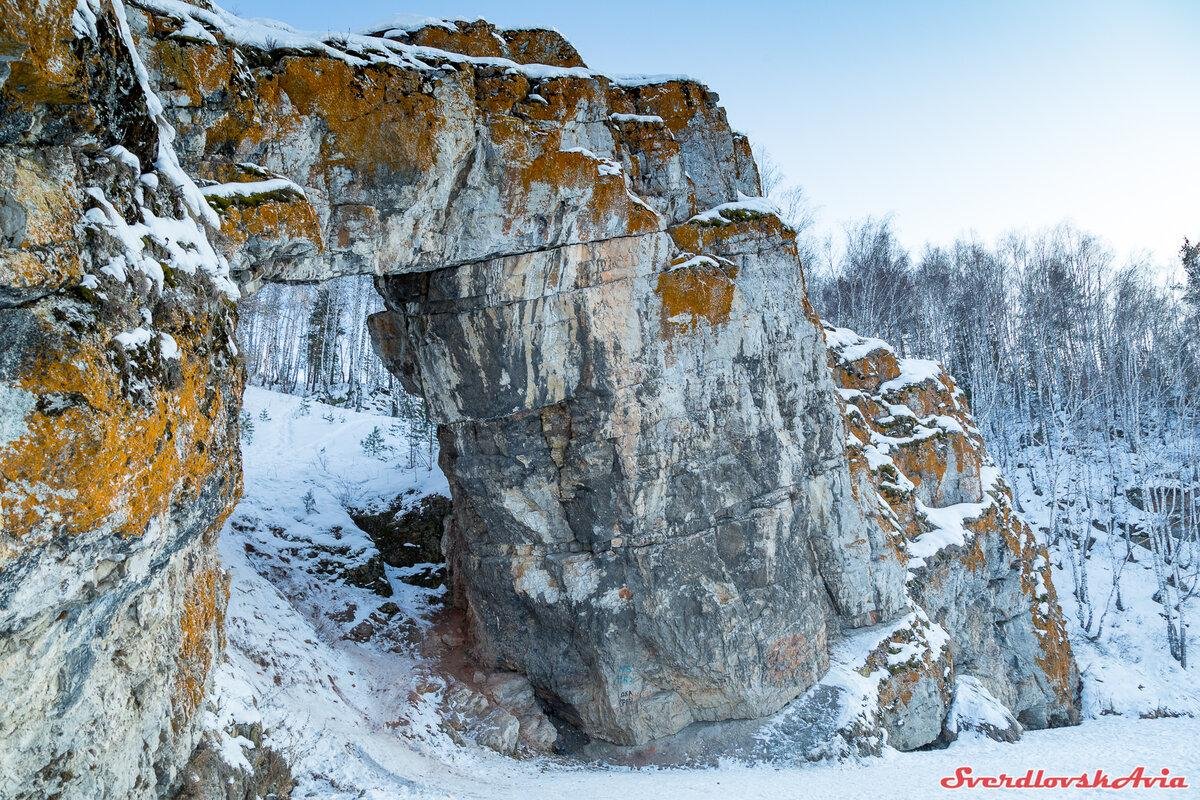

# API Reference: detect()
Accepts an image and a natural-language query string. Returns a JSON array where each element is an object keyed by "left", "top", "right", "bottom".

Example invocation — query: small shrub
[
  {"left": 239, "top": 412, "right": 255, "bottom": 443},
  {"left": 361, "top": 426, "right": 389, "bottom": 460}
]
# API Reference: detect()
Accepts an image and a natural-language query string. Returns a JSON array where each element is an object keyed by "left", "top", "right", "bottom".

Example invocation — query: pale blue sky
[{"left": 230, "top": 0, "right": 1198, "bottom": 264}]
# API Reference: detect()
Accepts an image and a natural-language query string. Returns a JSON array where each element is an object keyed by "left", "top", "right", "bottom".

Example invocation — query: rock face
[
  {"left": 0, "top": 1, "right": 241, "bottom": 797},
  {"left": 0, "top": 1, "right": 1080, "bottom": 795},
  {"left": 826, "top": 326, "right": 1079, "bottom": 743}
]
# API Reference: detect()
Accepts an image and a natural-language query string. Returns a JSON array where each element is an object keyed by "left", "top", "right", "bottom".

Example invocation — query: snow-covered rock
[
  {"left": 0, "top": 2, "right": 241, "bottom": 797},
  {"left": 826, "top": 324, "right": 1080, "bottom": 743},
  {"left": 0, "top": 1, "right": 1082, "bottom": 795}
]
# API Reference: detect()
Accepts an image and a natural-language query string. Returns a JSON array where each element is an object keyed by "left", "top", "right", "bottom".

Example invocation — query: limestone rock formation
[
  {"left": 826, "top": 325, "right": 1079, "bottom": 739},
  {"left": 0, "top": 1, "right": 1080, "bottom": 796},
  {"left": 0, "top": 1, "right": 241, "bottom": 797}
]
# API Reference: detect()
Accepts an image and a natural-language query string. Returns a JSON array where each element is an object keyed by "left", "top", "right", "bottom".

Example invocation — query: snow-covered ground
[
  {"left": 1006, "top": 438, "right": 1200, "bottom": 721},
  {"left": 208, "top": 388, "right": 1200, "bottom": 799}
]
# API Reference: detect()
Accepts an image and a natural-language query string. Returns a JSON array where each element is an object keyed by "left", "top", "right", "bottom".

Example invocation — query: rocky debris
[
  {"left": 172, "top": 722, "right": 294, "bottom": 800},
  {"left": 944, "top": 676, "right": 1024, "bottom": 744},
  {"left": 348, "top": 492, "right": 452, "bottom": 588},
  {"left": 442, "top": 672, "right": 560, "bottom": 755},
  {"left": 420, "top": 607, "right": 560, "bottom": 755}
]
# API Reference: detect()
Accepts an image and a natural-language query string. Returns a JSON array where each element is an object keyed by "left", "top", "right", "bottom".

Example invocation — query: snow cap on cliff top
[{"left": 361, "top": 13, "right": 566, "bottom": 36}]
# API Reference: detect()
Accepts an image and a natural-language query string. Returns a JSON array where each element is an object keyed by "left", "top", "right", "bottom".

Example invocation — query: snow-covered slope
[{"left": 204, "top": 388, "right": 1200, "bottom": 799}]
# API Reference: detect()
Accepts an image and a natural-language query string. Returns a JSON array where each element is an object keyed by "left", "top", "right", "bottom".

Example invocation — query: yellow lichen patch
[
  {"left": 271, "top": 57, "right": 441, "bottom": 175},
  {"left": 832, "top": 348, "right": 902, "bottom": 393},
  {"left": 501, "top": 28, "right": 586, "bottom": 68},
  {"left": 863, "top": 617, "right": 952, "bottom": 714},
  {"left": 889, "top": 436, "right": 949, "bottom": 497},
  {"left": 203, "top": 55, "right": 440, "bottom": 177},
  {"left": 669, "top": 212, "right": 795, "bottom": 258},
  {"left": 151, "top": 39, "right": 235, "bottom": 106},
  {"left": 610, "top": 117, "right": 680, "bottom": 171},
  {"left": 617, "top": 80, "right": 705, "bottom": 134},
  {"left": 1033, "top": 597, "right": 1077, "bottom": 704},
  {"left": 515, "top": 146, "right": 656, "bottom": 236},
  {"left": 473, "top": 70, "right": 530, "bottom": 116},
  {"left": 655, "top": 259, "right": 738, "bottom": 338},
  {"left": 0, "top": 334, "right": 238, "bottom": 546},
  {"left": 7, "top": 154, "right": 80, "bottom": 247},
  {"left": 0, "top": 0, "right": 84, "bottom": 107},
  {"left": 0, "top": 250, "right": 80, "bottom": 297},
  {"left": 961, "top": 531, "right": 987, "bottom": 572},
  {"left": 404, "top": 20, "right": 506, "bottom": 59},
  {"left": 0, "top": 154, "right": 82, "bottom": 299},
  {"left": 515, "top": 75, "right": 601, "bottom": 123},
  {"left": 175, "top": 564, "right": 230, "bottom": 715},
  {"left": 215, "top": 194, "right": 324, "bottom": 252}
]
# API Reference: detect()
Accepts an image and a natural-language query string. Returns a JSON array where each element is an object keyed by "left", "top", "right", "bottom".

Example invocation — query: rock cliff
[
  {"left": 1, "top": 1, "right": 240, "bottom": 797},
  {"left": 0, "top": 1, "right": 1078, "bottom": 796}
]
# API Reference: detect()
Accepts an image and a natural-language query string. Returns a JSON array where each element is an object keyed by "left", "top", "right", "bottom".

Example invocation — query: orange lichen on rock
[
  {"left": 515, "top": 143, "right": 658, "bottom": 236},
  {"left": 275, "top": 58, "right": 441, "bottom": 174},
  {"left": 175, "top": 564, "right": 230, "bottom": 715},
  {"left": 615, "top": 80, "right": 706, "bottom": 134},
  {"left": 889, "top": 435, "right": 951, "bottom": 499},
  {"left": 150, "top": 38, "right": 235, "bottom": 107},
  {"left": 0, "top": 0, "right": 84, "bottom": 107},
  {"left": 0, "top": 332, "right": 239, "bottom": 546},
  {"left": 399, "top": 19, "right": 508, "bottom": 59},
  {"left": 376, "top": 19, "right": 586, "bottom": 68},
  {"left": 212, "top": 193, "right": 324, "bottom": 252},
  {"left": 669, "top": 211, "right": 795, "bottom": 256},
  {"left": 0, "top": 154, "right": 83, "bottom": 293},
  {"left": 512, "top": 74, "right": 601, "bottom": 123},
  {"left": 988, "top": 497, "right": 1077, "bottom": 706},
  {"left": 655, "top": 258, "right": 738, "bottom": 338},
  {"left": 830, "top": 347, "right": 901, "bottom": 393},
  {"left": 206, "top": 56, "right": 441, "bottom": 177},
  {"left": 501, "top": 28, "right": 586, "bottom": 68},
  {"left": 765, "top": 631, "right": 824, "bottom": 687},
  {"left": 862, "top": 615, "right": 952, "bottom": 716}
]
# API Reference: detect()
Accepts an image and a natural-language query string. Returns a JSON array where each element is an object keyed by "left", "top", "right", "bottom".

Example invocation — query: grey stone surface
[{"left": 0, "top": 5, "right": 1085, "bottom": 796}]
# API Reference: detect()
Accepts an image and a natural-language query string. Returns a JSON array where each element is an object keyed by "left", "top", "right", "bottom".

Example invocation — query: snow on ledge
[
  {"left": 907, "top": 466, "right": 1002, "bottom": 568},
  {"left": 689, "top": 193, "right": 779, "bottom": 225},
  {"left": 880, "top": 359, "right": 943, "bottom": 394},
  {"left": 131, "top": 0, "right": 710, "bottom": 92},
  {"left": 609, "top": 113, "right": 666, "bottom": 124},
  {"left": 824, "top": 324, "right": 895, "bottom": 363},
  {"left": 609, "top": 73, "right": 697, "bottom": 88},
  {"left": 200, "top": 177, "right": 306, "bottom": 200}
]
